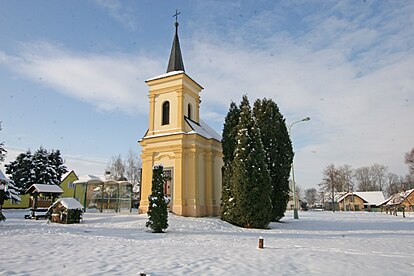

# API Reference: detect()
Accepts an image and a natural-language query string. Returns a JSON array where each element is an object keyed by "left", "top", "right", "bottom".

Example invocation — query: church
[{"left": 138, "top": 18, "right": 223, "bottom": 217}]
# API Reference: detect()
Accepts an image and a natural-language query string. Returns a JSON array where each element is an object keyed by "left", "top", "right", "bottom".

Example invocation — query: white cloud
[
  {"left": 183, "top": 3, "right": 414, "bottom": 187},
  {"left": 0, "top": 41, "right": 163, "bottom": 114},
  {"left": 92, "top": 0, "right": 137, "bottom": 30},
  {"left": 1, "top": 1, "right": 413, "bottom": 188}
]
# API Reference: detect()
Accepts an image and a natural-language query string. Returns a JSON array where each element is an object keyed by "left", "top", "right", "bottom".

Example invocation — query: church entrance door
[{"left": 163, "top": 169, "right": 173, "bottom": 209}]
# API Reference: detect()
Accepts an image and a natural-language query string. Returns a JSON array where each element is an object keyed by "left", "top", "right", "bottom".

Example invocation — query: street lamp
[{"left": 289, "top": 117, "right": 310, "bottom": 219}]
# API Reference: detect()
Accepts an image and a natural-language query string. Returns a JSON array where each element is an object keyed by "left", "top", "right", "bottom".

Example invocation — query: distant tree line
[
  {"left": 302, "top": 148, "right": 414, "bottom": 207},
  {"left": 221, "top": 96, "right": 293, "bottom": 229}
]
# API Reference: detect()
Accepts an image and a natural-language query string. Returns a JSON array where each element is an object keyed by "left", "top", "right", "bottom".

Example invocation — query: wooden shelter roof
[{"left": 26, "top": 184, "right": 64, "bottom": 194}]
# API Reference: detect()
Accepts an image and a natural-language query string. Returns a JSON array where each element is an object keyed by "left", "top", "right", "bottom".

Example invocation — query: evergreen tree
[
  {"left": 253, "top": 99, "right": 293, "bottom": 221},
  {"left": 0, "top": 122, "right": 6, "bottom": 164},
  {"left": 5, "top": 147, "right": 67, "bottom": 192},
  {"left": 5, "top": 150, "right": 35, "bottom": 192},
  {"left": 222, "top": 102, "right": 241, "bottom": 166},
  {"left": 33, "top": 147, "right": 53, "bottom": 185},
  {"left": 229, "top": 96, "right": 272, "bottom": 228},
  {"left": 220, "top": 102, "right": 240, "bottom": 221},
  {"left": 49, "top": 150, "right": 67, "bottom": 184},
  {"left": 146, "top": 165, "right": 169, "bottom": 233},
  {"left": 0, "top": 179, "right": 21, "bottom": 203}
]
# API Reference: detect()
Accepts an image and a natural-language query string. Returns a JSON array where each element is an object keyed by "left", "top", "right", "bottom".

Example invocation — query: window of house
[
  {"left": 188, "top": 103, "right": 192, "bottom": 120},
  {"left": 162, "top": 101, "right": 170, "bottom": 125}
]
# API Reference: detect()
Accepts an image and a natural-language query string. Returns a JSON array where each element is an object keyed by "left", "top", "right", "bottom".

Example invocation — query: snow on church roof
[
  {"left": 146, "top": 70, "right": 184, "bottom": 82},
  {"left": 185, "top": 118, "right": 222, "bottom": 141}
]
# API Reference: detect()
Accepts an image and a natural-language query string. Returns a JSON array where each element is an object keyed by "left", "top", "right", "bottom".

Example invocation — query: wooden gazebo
[{"left": 25, "top": 184, "right": 63, "bottom": 219}]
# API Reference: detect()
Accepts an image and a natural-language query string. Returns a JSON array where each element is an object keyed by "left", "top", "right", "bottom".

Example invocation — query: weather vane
[{"left": 173, "top": 9, "right": 181, "bottom": 26}]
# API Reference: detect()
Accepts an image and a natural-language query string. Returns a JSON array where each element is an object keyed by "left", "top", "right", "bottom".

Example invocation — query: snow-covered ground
[{"left": 1, "top": 209, "right": 413, "bottom": 275}]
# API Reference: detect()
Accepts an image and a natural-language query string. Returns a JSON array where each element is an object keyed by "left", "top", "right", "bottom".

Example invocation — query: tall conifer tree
[
  {"left": 6, "top": 147, "right": 67, "bottom": 192},
  {"left": 221, "top": 102, "right": 240, "bottom": 221},
  {"left": 146, "top": 165, "right": 169, "bottom": 233},
  {"left": 5, "top": 150, "right": 35, "bottom": 192},
  {"left": 253, "top": 99, "right": 293, "bottom": 221},
  {"left": 229, "top": 96, "right": 272, "bottom": 228}
]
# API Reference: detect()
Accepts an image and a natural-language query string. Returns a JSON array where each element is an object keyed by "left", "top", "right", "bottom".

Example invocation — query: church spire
[{"left": 167, "top": 10, "right": 185, "bottom": 73}]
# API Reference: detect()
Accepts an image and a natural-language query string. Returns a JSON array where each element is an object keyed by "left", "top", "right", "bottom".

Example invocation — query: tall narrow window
[
  {"left": 162, "top": 101, "right": 170, "bottom": 125},
  {"left": 188, "top": 103, "right": 192, "bottom": 120}
]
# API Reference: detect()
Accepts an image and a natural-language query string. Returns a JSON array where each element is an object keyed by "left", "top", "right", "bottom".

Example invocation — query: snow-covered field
[{"left": 1, "top": 209, "right": 413, "bottom": 276}]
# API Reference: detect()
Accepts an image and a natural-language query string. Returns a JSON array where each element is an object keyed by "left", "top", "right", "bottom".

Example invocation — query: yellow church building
[{"left": 138, "top": 19, "right": 223, "bottom": 217}]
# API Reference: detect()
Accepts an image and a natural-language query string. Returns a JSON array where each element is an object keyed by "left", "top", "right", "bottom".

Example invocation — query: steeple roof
[{"left": 167, "top": 21, "right": 185, "bottom": 73}]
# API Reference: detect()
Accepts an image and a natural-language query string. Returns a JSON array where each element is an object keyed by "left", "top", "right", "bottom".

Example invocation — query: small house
[
  {"left": 338, "top": 191, "right": 385, "bottom": 211},
  {"left": 59, "top": 170, "right": 82, "bottom": 199},
  {"left": 47, "top": 197, "right": 84, "bottom": 224},
  {"left": 320, "top": 192, "right": 347, "bottom": 211},
  {"left": 381, "top": 189, "right": 414, "bottom": 213}
]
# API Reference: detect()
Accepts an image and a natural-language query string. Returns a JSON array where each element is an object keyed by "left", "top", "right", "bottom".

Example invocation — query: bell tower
[{"left": 139, "top": 13, "right": 223, "bottom": 217}]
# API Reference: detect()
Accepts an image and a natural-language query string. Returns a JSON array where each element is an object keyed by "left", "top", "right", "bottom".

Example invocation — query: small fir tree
[
  {"left": 221, "top": 101, "right": 240, "bottom": 221},
  {"left": 229, "top": 96, "right": 272, "bottom": 228},
  {"left": 253, "top": 99, "right": 293, "bottom": 221},
  {"left": 146, "top": 165, "right": 169, "bottom": 233}
]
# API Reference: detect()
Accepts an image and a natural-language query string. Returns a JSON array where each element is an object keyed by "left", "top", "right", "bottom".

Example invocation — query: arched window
[
  {"left": 162, "top": 101, "right": 170, "bottom": 125},
  {"left": 188, "top": 103, "right": 192, "bottom": 120}
]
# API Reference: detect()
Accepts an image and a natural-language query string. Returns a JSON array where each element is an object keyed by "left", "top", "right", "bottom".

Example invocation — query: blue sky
[{"left": 1, "top": 0, "right": 413, "bottom": 189}]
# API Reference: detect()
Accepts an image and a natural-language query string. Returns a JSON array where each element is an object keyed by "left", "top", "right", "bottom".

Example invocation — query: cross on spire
[
  {"left": 173, "top": 10, "right": 181, "bottom": 23},
  {"left": 166, "top": 9, "right": 185, "bottom": 72},
  {"left": 173, "top": 9, "right": 181, "bottom": 25}
]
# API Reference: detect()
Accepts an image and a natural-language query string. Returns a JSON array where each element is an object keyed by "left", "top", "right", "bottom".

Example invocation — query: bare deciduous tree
[
  {"left": 370, "top": 163, "right": 388, "bottom": 191},
  {"left": 405, "top": 148, "right": 414, "bottom": 177},
  {"left": 354, "top": 164, "right": 388, "bottom": 191},
  {"left": 107, "top": 151, "right": 142, "bottom": 204},
  {"left": 338, "top": 164, "right": 354, "bottom": 192},
  {"left": 125, "top": 150, "right": 141, "bottom": 186},
  {"left": 384, "top": 173, "right": 403, "bottom": 198},
  {"left": 304, "top": 188, "right": 318, "bottom": 208},
  {"left": 319, "top": 164, "right": 342, "bottom": 212},
  {"left": 107, "top": 154, "right": 125, "bottom": 181},
  {"left": 354, "top": 166, "right": 373, "bottom": 191}
]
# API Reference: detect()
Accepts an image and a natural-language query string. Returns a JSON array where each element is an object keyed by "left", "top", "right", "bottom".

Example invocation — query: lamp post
[{"left": 289, "top": 117, "right": 310, "bottom": 219}]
